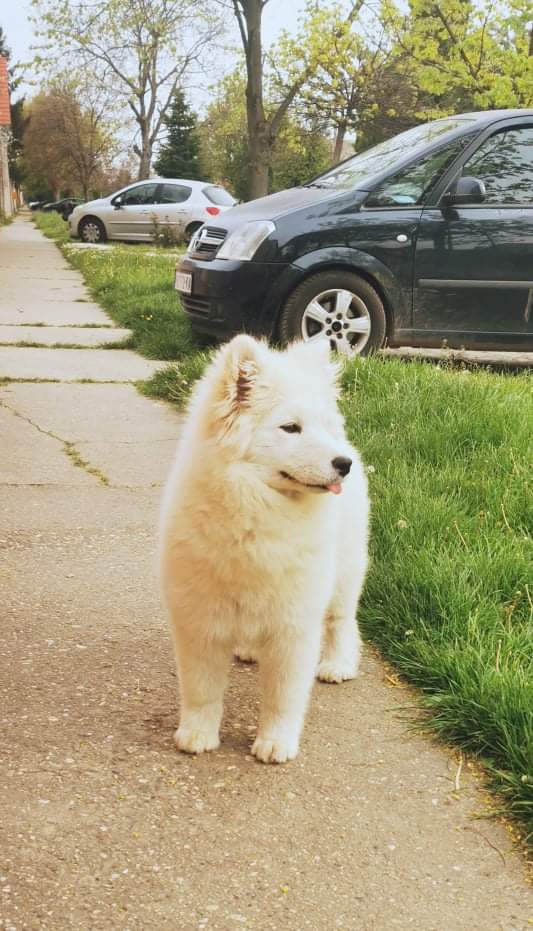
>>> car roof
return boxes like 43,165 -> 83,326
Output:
452,109 -> 533,123
148,178 -> 214,188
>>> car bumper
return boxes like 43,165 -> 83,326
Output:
175,256 -> 302,340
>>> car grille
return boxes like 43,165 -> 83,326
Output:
181,295 -> 210,317
189,226 -> 226,260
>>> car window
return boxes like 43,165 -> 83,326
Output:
159,184 -> 191,204
203,185 -> 235,206
461,126 -> 533,205
365,137 -> 474,208
121,184 -> 160,206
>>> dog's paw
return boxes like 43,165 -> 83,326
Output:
317,659 -> 358,683
234,646 -> 258,663
252,734 -> 299,764
174,727 -> 220,754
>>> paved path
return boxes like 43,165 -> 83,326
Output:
1,215 -> 532,931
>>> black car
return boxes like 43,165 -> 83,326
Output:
175,110 -> 533,354
42,198 -> 83,220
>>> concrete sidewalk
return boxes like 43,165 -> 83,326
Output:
1,215 -> 531,931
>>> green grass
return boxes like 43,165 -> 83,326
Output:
0,210 -> 13,226
34,210 -> 197,360
34,209 -> 70,243
341,358 -> 532,839
35,209 -> 533,841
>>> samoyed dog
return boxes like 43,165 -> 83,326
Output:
159,335 -> 369,764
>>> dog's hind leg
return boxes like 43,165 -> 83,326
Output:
317,560 -> 367,684
172,630 -> 232,754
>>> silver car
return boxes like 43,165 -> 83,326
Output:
69,178 -> 236,244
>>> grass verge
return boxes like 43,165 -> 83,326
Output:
34,210 -> 197,360
35,208 -> 533,842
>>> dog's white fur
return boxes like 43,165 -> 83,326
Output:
159,335 -> 369,763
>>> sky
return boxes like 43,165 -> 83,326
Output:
1,0 -> 308,104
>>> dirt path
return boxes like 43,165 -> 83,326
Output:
1,214 -> 531,931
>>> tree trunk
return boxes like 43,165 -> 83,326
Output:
333,123 -> 347,163
248,120 -> 271,200
137,142 -> 152,180
136,119 -> 153,179
242,0 -> 271,199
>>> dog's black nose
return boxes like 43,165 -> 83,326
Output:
332,456 -> 352,477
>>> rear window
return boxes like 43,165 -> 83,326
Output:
159,184 -> 192,204
203,185 -> 235,206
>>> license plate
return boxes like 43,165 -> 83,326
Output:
175,271 -> 192,294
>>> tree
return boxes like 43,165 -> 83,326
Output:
383,0 -> 533,116
0,26 -> 10,57
229,1 -> 376,199
22,80 -> 118,199
31,0 -> 225,179
287,3 -> 420,161
199,71 -> 331,199
154,89 -> 203,179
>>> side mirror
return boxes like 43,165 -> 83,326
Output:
442,176 -> 486,207
111,195 -> 123,209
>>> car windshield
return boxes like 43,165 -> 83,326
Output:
306,118 -> 478,191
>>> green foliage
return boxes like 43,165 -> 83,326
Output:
154,89 -> 204,180
0,25 -> 10,56
199,73 -> 250,200
270,121 -> 331,192
278,2 -> 420,156
386,0 -> 533,117
200,71 -> 332,199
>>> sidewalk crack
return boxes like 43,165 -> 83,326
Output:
0,399 -> 110,486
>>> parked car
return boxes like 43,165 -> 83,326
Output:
175,109 -> 533,354
42,197 -> 83,220
68,179 -> 236,244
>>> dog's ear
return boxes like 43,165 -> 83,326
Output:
214,334 -> 263,425
288,338 -> 342,390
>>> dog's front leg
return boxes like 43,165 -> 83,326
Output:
252,622 -> 321,764
172,630 -> 232,754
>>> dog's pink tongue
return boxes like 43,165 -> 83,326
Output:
327,482 -> 343,495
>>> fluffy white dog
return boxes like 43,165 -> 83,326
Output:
159,335 -> 369,763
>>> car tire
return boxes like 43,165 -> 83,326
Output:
79,217 -> 107,244
278,270 -> 387,357
184,221 -> 203,243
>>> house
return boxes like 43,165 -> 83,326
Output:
0,54 -> 13,217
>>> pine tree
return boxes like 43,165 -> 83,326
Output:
154,89 -> 204,180
0,26 -> 11,57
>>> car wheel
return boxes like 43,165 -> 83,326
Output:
184,221 -> 203,243
278,270 -> 387,357
79,217 -> 107,244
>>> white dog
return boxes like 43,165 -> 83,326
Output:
159,335 -> 369,763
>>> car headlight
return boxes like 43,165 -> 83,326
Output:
217,221 -> 275,261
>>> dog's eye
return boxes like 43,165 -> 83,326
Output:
280,423 -> 301,434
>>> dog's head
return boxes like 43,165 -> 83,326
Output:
200,335 -> 354,497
